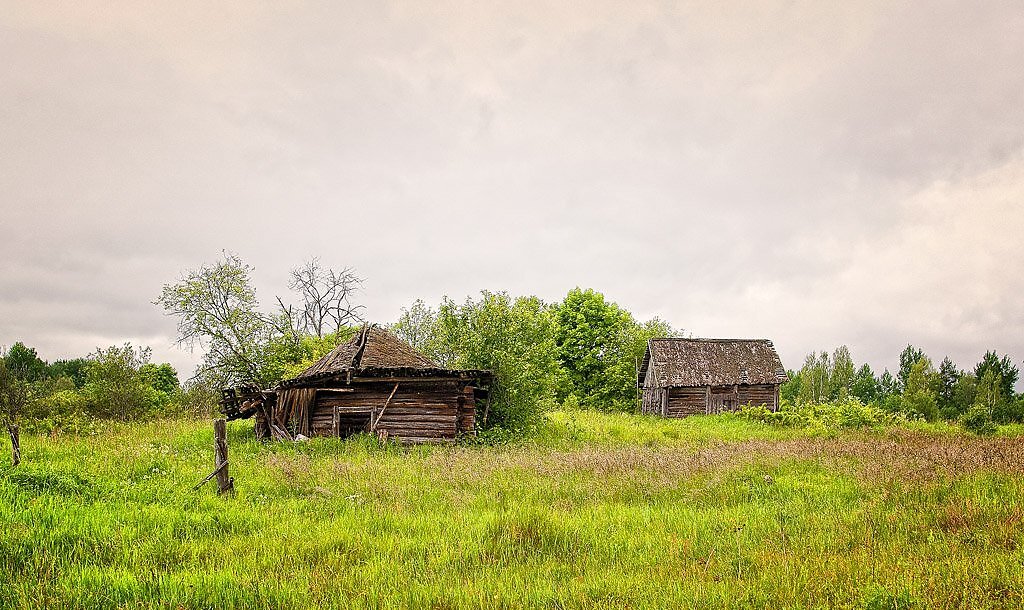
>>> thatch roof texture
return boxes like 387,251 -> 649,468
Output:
639,338 -> 787,388
297,325 -> 437,379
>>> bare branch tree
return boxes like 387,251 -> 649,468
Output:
286,258 -> 365,338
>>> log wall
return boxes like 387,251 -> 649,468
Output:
736,384 -> 778,409
306,381 -> 475,442
667,387 -> 708,417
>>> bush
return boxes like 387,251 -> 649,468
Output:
23,389 -> 97,434
739,398 -> 905,430
959,404 -> 997,436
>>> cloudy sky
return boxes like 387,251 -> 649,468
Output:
2,1 -> 1022,381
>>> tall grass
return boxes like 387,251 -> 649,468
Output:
1,414 -> 1022,608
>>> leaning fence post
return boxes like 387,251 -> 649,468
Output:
7,424 -> 19,467
214,418 -> 234,495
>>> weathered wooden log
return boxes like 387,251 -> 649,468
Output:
8,424 -> 19,467
214,419 -> 234,495
371,383 -> 400,431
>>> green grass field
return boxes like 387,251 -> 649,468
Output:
2,412 -> 1023,609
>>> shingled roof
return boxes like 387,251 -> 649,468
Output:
638,338 -> 787,388
297,325 -> 436,379
277,324 -> 491,389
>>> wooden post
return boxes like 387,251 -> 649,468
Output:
8,424 -> 19,467
213,419 -> 234,495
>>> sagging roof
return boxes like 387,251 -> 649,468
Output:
638,338 -> 787,388
278,324 -> 491,388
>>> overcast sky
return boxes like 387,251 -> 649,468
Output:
2,1 -> 1023,382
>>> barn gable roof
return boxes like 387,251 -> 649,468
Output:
638,338 -> 787,388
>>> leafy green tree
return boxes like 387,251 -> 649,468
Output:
49,358 -> 89,388
83,344 -> 161,421
427,292 -> 559,430
901,357 -> 938,421
140,363 -> 180,396
3,343 -> 47,382
551,288 -> 676,411
0,358 -> 30,428
830,346 -> 855,400
935,357 -> 963,419
878,369 -> 898,399
779,370 -> 802,404
850,364 -> 878,404
390,299 -> 438,354
797,352 -> 831,404
156,253 -> 278,387
973,351 -> 1018,409
552,289 -> 632,408
951,373 -> 978,417
897,344 -> 925,391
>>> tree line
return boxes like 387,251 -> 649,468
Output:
0,341 -> 195,433
782,345 -> 1022,433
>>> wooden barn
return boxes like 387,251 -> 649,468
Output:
222,325 -> 491,443
639,338 -> 787,417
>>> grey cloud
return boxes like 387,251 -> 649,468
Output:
1,1 -> 1022,383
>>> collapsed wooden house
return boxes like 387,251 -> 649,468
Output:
639,338 -> 787,417
221,325 -> 491,443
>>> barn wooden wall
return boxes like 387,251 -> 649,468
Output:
643,383 -> 780,418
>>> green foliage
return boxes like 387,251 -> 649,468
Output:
553,288 -> 634,409
428,291 -> 560,430
935,357 -> 964,419
850,363 -> 879,404
83,344 -> 163,422
900,358 -> 938,421
390,299 -> 437,354
3,342 -> 48,381
959,403 -> 997,436
878,369 -> 898,401
155,252 -> 278,387
950,374 -> 978,418
139,363 -> 179,396
830,345 -> 855,399
265,329 -> 358,382
897,344 -> 925,390
795,346 -> 861,404
973,351 -> 1018,405
48,358 -> 89,388
797,351 -> 831,404
779,369 -> 801,404
0,358 -> 30,424
739,397 -> 905,430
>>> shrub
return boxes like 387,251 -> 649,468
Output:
739,398 -> 904,430
959,404 -> 997,436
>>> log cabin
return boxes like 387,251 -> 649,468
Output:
639,338 -> 787,417
222,324 -> 491,443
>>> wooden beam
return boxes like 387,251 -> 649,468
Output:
371,383 -> 400,431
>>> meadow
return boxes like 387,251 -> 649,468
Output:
1,411 -> 1023,609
